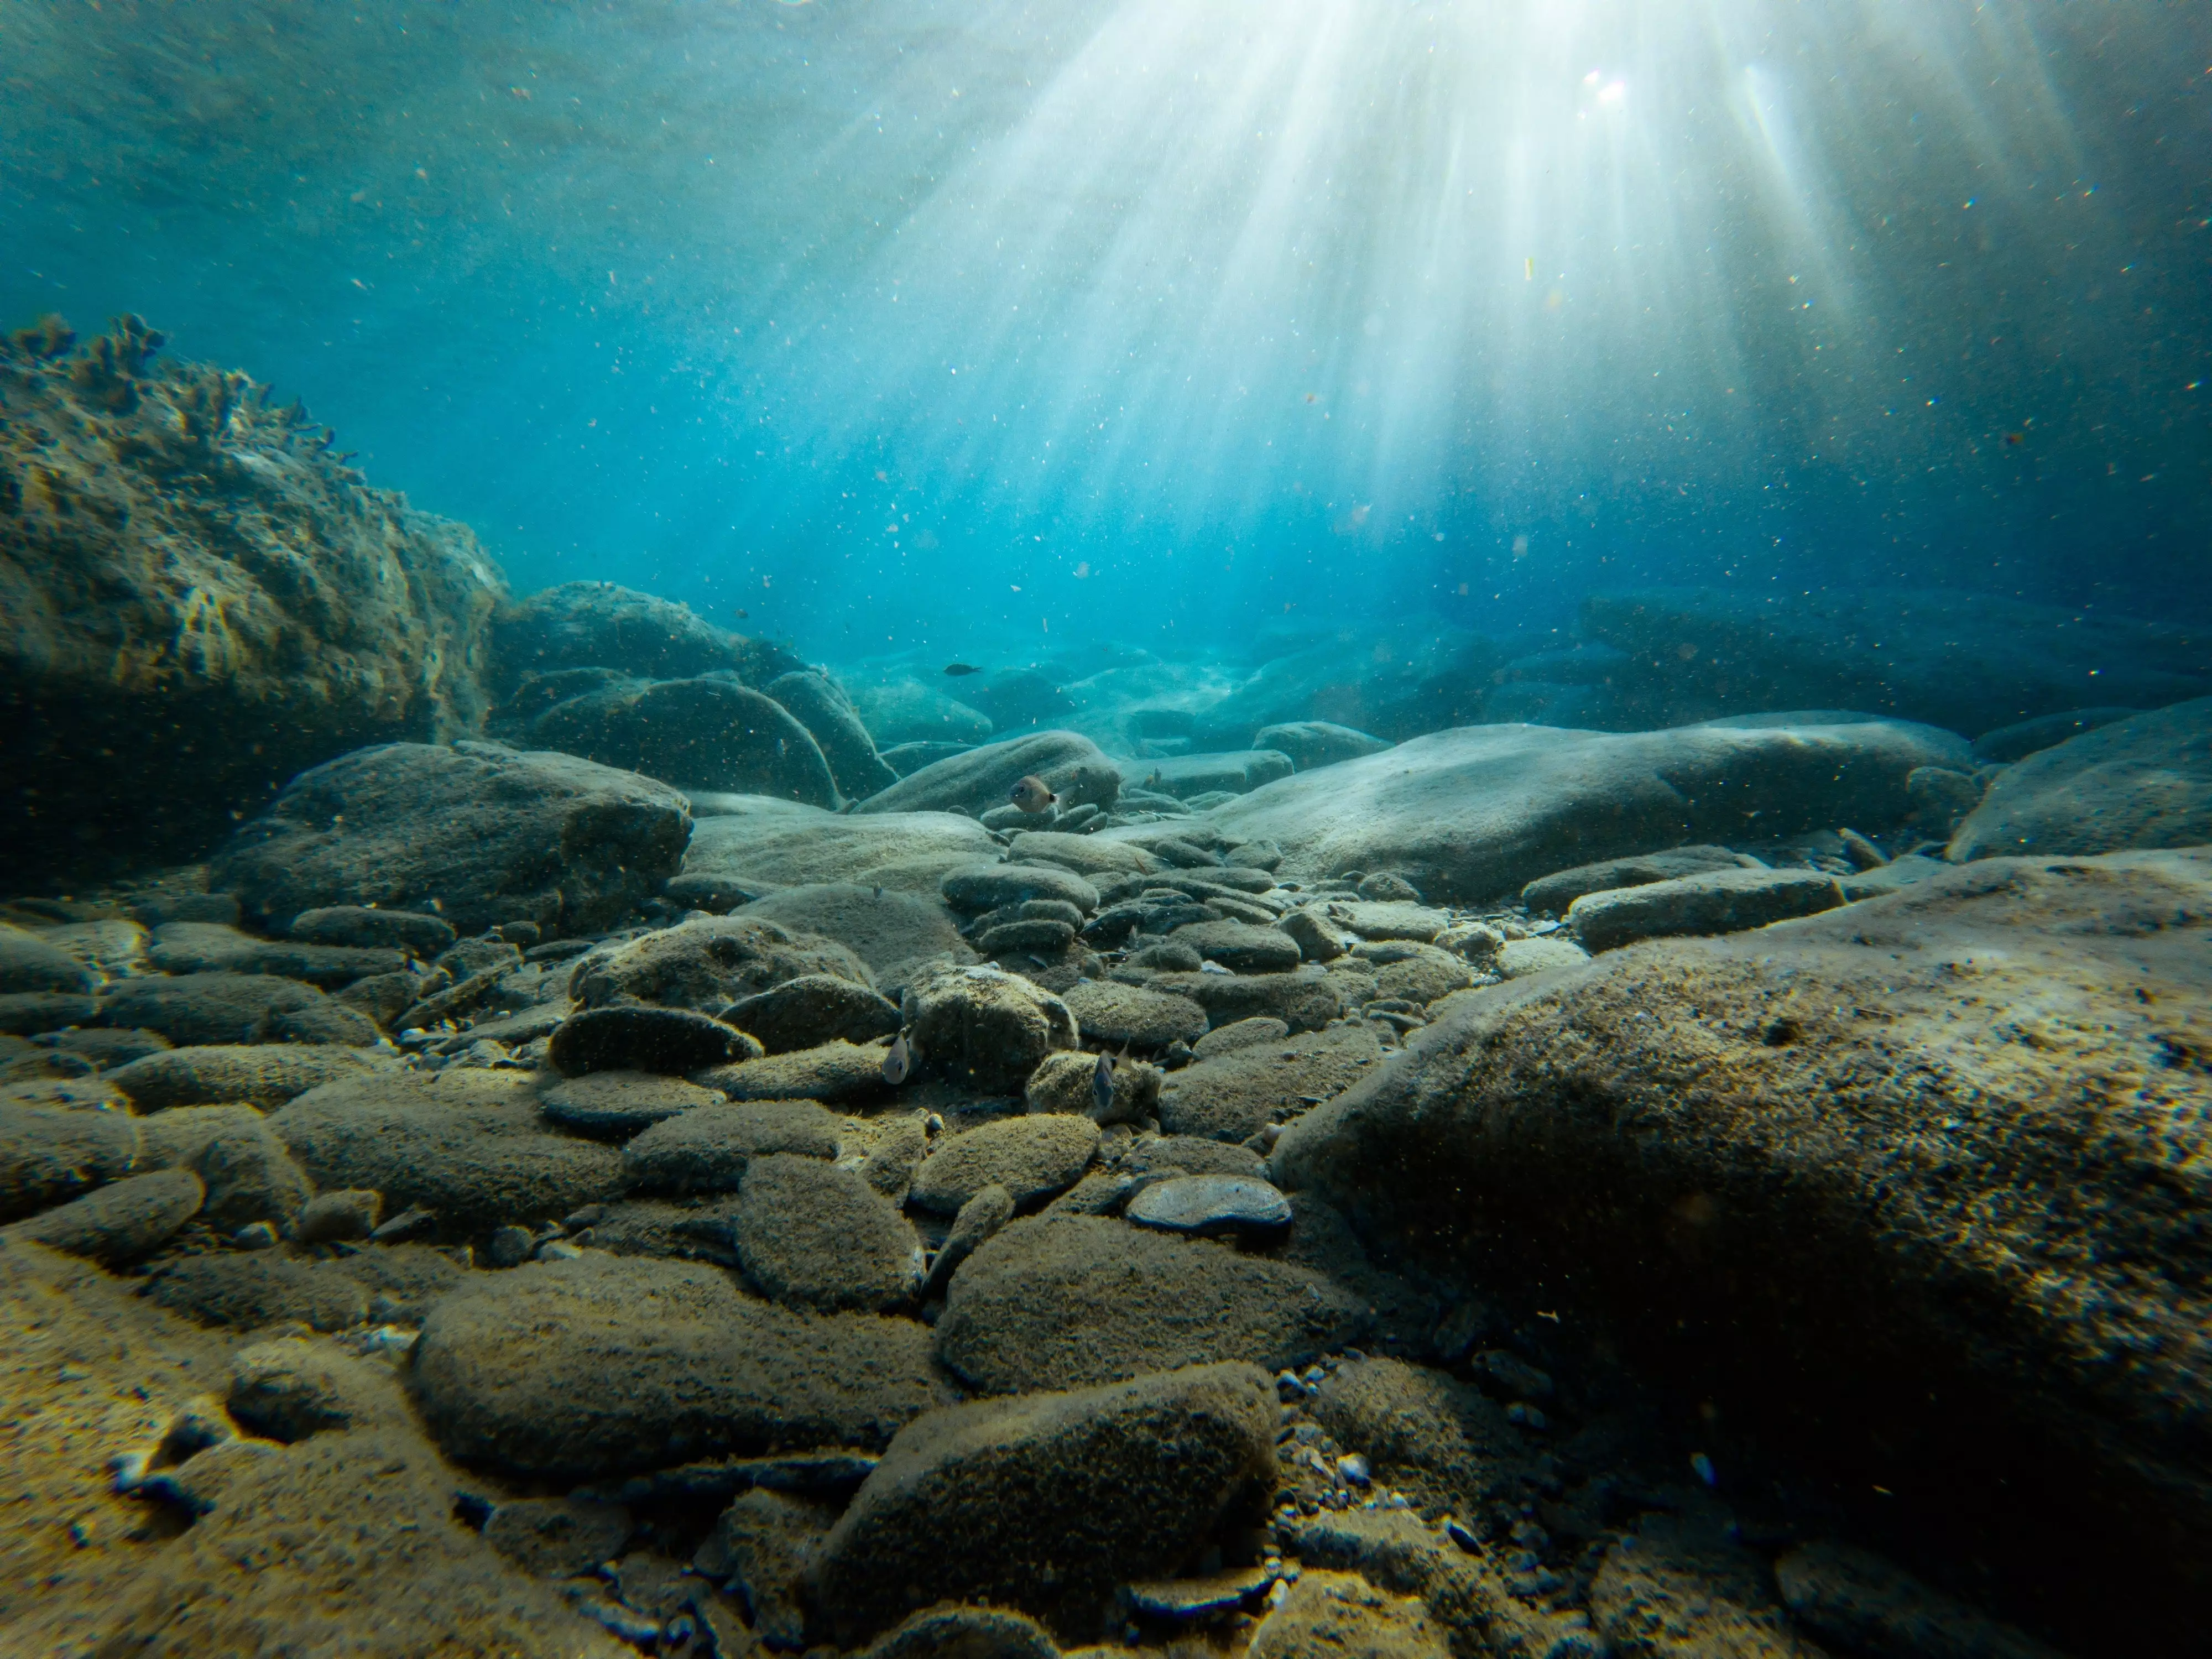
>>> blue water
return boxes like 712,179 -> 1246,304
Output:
3,0 -> 2205,659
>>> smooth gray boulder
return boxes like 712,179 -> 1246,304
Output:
1950,697 -> 2212,860
1973,707 -> 2143,764
1204,716 -> 1971,904
813,1362 -> 1277,1640
412,1253 -> 947,1479
572,915 -> 873,1013
1254,721 -> 1394,771
531,677 -> 841,806
854,731 -> 1121,818
488,581 -> 802,691
1567,867 -> 1846,952
768,670 -> 900,800
1521,845 -> 1764,914
940,863 -> 1099,915
211,740 -> 692,938
683,798 -> 999,895
1121,750 -> 1295,799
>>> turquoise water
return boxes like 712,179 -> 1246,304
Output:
3,0 -> 2204,658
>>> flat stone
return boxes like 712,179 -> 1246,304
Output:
143,1251 -> 371,1332
0,924 -> 96,995
1494,936 -> 1592,979
1248,1569 -> 1451,1659
539,1071 -> 718,1140
698,1039 -> 893,1104
147,922 -> 406,987
1060,978 -> 1207,1051
286,905 -> 457,956
1952,696 -> 2212,860
572,914 -> 873,1015
941,863 -> 1101,915
1191,1016 -> 1290,1060
1121,750 -> 1296,799
855,730 -> 1123,820
1126,1564 -> 1284,1621
733,884 -> 978,997
0,1100 -> 143,1222
97,973 -> 363,1048
1126,1174 -> 1292,1239
1003,830 -> 1162,878
483,1496 -> 636,1580
1973,707 -> 2144,764
1521,846 -> 1764,914
935,1214 -> 1367,1394
1253,721 -> 1394,771
1147,969 -> 1343,1034
731,1153 -> 923,1312
974,918 -> 1077,957
1568,868 -> 1846,953
859,1606 -> 1058,1659
722,974 -> 902,1053
1169,920 -> 1303,974
910,1114 -> 1100,1215
906,964 -> 1078,1093
107,1044 -> 386,1112
548,1006 -> 760,1076
1159,1024 -> 1384,1143
682,799 -> 1000,895
621,1100 -> 842,1193
0,992 -> 100,1036
412,1253 -> 948,1480
813,1361 -> 1277,1640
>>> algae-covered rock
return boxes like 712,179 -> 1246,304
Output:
488,580 -> 802,692
856,731 -> 1121,818
1949,696 -> 2212,860
768,669 -> 901,800
683,797 -> 1000,895
1,317 -> 507,884
531,676 -> 841,804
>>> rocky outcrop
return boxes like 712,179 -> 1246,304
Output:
487,580 -> 801,693
0,316 -> 505,881
1205,715 -> 1969,903
1949,696 -> 2212,860
1274,849 -> 2212,1651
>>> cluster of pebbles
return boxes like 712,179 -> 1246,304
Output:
0,816 -> 2065,1659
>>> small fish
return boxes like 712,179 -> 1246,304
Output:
1009,775 -> 1058,813
1689,1452 -> 1718,1488
881,1032 -> 913,1086
2003,431 -> 2026,446
944,662 -> 982,677
1092,1051 -> 1115,1117
732,607 -> 749,619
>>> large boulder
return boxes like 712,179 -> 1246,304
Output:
905,964 -> 1078,1093
571,915 -> 872,1013
1273,849 -> 2212,1653
846,676 -> 995,746
854,731 -> 1121,818
683,797 -> 999,895
733,884 -> 977,996
210,740 -> 691,938
1949,697 -> 2212,860
487,580 -> 801,691
1253,721 -> 1395,771
813,1363 -> 1278,1641
1123,750 -> 1296,800
1204,716 -> 1971,903
412,1253 -> 947,1479
1578,587 -> 2212,734
0,317 -> 504,884
530,676 -> 841,805
1192,623 -> 1504,749
767,670 -> 900,800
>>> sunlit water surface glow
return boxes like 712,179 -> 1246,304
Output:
0,0 -> 2203,649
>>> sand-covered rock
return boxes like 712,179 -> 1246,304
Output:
572,914 -> 872,1012
620,1099 -> 842,1192
857,730 -> 1122,818
4,1167 -> 202,1262
1568,867 -> 1845,952
909,1114 -> 1100,1214
684,797 -> 1000,894
1275,848 -> 2212,1640
1254,721 -> 1395,771
270,1068 -> 625,1235
0,1100 -> 143,1220
730,1152 -> 924,1311
906,964 -> 1078,1092
212,740 -> 692,937
725,973 -> 902,1052
769,668 -> 901,800
1949,696 -> 2212,860
1060,978 -> 1208,1051
732,883 -> 976,994
935,1213 -> 1367,1392
1159,1023 -> 1384,1142
137,1103 -> 312,1229
107,1042 -> 385,1111
1521,845 -> 1764,913
813,1361 -> 1278,1640
701,1039 -> 893,1104
412,1253 -> 947,1479
1148,968 -> 1345,1033
1204,716 -> 1968,902
538,1070 -> 718,1140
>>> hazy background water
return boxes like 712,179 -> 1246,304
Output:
3,0 -> 2205,670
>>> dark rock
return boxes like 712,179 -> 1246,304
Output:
1520,846 -> 1764,913
857,731 -> 1122,818
138,1103 -> 313,1229
1147,969 -> 1344,1034
1193,1016 -> 1290,1060
1951,696 -> 2212,860
859,1604 -> 1059,1659
699,1039 -> 894,1104
1190,622 -> 1503,749
768,669 -> 900,800
909,1114 -> 1100,1215
538,1070 -> 717,1140
1159,1024 -> 1383,1143
1590,1515 -> 1812,1658
1568,868 -> 1846,952
1308,1358 -> 1537,1518
226,1337 -> 403,1441
1206,717 -> 1970,903
935,1213 -> 1367,1393
0,992 -> 98,1035
572,1196 -> 744,1267
143,1251 -> 371,1332
735,883 -> 977,997
723,974 -> 902,1053
813,1361 -> 1278,1641
1775,1540 -> 2063,1659
145,922 -> 406,987
731,1153 -> 923,1312
620,1100 -> 842,1193
108,1044 -> 385,1112
1972,706 -> 2144,764
285,905 -> 458,956
697,1488 -> 837,1648
906,964 -> 1078,1093
974,918 -> 1077,957
33,1025 -> 171,1066
1022,1050 -> 1160,1125
270,1069 -> 625,1234
879,739 -> 981,776
1246,1569 -> 1450,1659
210,740 -> 692,939
412,1253 -> 948,1479
549,1005 -> 759,1077
6,1167 -> 203,1262
1908,765 -> 1987,836
571,914 -> 874,1014
531,676 -> 840,805
1126,1173 -> 1292,1239
488,580 -> 801,692
1170,920 -> 1303,974
292,1188 -> 383,1246
922,1182 -> 1015,1299
1273,849 -> 2212,1652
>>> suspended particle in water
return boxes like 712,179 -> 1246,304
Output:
1458,582 -> 1470,596
1525,257 -> 1535,281
1511,534 -> 1530,559
1689,1452 -> 1718,1487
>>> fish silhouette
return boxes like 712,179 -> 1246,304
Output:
882,1032 -> 913,1085
1092,1051 -> 1115,1117
944,662 -> 982,676
1009,775 -> 1058,813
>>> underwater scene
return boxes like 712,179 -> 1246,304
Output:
1,1 -> 2207,1653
